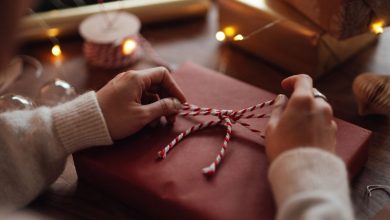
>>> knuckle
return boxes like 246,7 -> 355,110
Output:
116,71 -> 127,78
291,94 -> 313,108
112,71 -> 127,82
299,74 -> 311,80
139,107 -> 152,123
317,103 -> 333,116
159,99 -> 169,115
124,71 -> 142,84
296,74 -> 313,83
331,120 -> 338,131
125,70 -> 137,77
125,70 -> 137,78
158,66 -> 170,74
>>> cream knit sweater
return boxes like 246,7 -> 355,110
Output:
0,92 -> 354,220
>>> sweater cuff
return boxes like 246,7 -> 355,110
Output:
52,91 -> 113,153
268,148 -> 350,208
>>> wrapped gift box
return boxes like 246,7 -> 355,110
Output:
74,62 -> 371,220
217,0 -> 378,79
283,0 -> 390,39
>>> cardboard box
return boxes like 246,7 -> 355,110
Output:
218,0 -> 378,79
284,0 -> 390,39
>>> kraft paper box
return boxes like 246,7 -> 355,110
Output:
217,0 -> 378,79
284,0 -> 390,39
74,62 -> 372,220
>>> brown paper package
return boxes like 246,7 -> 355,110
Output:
283,0 -> 390,39
218,0 -> 378,79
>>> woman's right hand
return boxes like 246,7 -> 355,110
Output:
265,74 -> 337,162
97,67 -> 186,140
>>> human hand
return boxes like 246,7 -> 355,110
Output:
265,74 -> 337,161
96,67 -> 186,140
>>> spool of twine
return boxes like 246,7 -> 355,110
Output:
79,12 -> 141,69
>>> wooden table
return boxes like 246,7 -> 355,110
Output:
20,4 -> 390,220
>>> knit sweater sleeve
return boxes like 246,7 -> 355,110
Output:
268,148 -> 354,220
0,91 -> 112,215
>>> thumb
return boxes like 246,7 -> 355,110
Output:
268,94 -> 288,127
144,97 -> 182,122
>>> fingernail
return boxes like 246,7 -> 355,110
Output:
172,98 -> 182,110
275,94 -> 283,103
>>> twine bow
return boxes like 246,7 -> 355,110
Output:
157,99 -> 275,176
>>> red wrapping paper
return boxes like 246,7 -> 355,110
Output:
74,63 -> 371,220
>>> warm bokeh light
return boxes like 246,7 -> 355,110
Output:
47,28 -> 60,38
122,39 -> 137,55
215,31 -> 226,42
233,34 -> 244,41
223,26 -> 236,37
371,21 -> 385,34
240,0 -> 267,10
51,44 -> 62,57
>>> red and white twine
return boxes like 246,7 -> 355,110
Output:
83,34 -> 174,70
80,11 -> 174,70
157,99 -> 275,176
83,35 -> 141,69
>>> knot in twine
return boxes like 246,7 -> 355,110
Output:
157,99 -> 275,176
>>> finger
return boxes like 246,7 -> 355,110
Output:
142,93 -> 162,127
159,88 -> 177,124
141,93 -> 176,125
282,74 -> 315,110
154,89 -> 179,124
288,74 -> 313,98
329,120 -> 338,152
143,91 -> 176,124
267,94 -> 288,127
137,67 -> 186,103
281,74 -> 313,98
281,75 -> 301,92
312,88 -> 334,121
281,74 -> 311,91
313,97 -> 334,121
143,97 -> 182,122
331,120 -> 337,132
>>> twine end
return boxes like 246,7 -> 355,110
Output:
157,150 -> 166,159
202,166 -> 216,176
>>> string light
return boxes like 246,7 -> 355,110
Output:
122,38 -> 137,55
216,27 -> 240,41
216,20 -> 283,43
223,26 -> 236,37
371,21 -> 385,34
233,34 -> 244,41
216,30 -> 243,42
28,9 -> 64,59
215,31 -> 226,42
47,28 -> 60,38
51,44 -> 62,57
